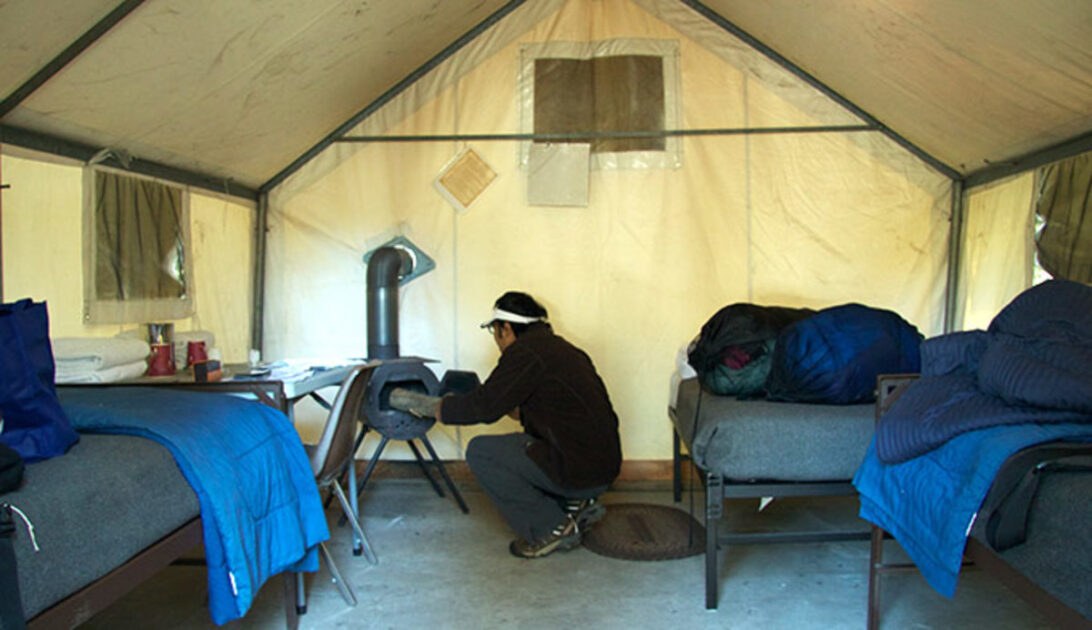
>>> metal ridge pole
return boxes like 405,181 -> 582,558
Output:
334,125 -> 876,143
0,124 -> 259,202
250,192 -> 269,355
944,180 -> 965,333
963,130 -> 1092,190
0,158 -> 5,303
260,0 -> 529,194
680,0 -> 960,181
0,0 -> 147,118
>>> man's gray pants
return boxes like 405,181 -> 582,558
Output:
466,433 -> 608,543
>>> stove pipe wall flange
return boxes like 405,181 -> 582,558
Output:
366,246 -> 413,360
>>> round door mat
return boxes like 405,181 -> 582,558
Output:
582,503 -> 705,561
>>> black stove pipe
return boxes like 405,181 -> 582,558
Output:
366,246 -> 413,360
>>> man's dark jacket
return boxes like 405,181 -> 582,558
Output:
440,324 -> 622,489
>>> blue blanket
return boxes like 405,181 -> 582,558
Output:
855,424 -> 1092,598
58,388 -> 329,624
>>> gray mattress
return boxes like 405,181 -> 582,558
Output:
970,469 -> 1092,620
671,377 -> 875,481
2,433 -> 200,619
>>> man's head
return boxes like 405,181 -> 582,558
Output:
480,291 -> 548,352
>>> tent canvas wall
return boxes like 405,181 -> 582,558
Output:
2,0 -> 1090,462
0,148 -> 255,362
263,0 -> 951,460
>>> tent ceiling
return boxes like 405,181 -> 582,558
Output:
0,0 -> 120,99
1,0 -> 1091,192
703,0 -> 1092,175
0,0 -> 510,190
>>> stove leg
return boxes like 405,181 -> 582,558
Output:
408,439 -> 445,497
355,435 -> 389,500
419,435 -> 469,514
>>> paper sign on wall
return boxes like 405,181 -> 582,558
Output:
433,148 -> 497,214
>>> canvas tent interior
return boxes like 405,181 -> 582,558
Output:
1,0 -> 1090,462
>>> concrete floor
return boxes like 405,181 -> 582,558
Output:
83,480 -> 1053,629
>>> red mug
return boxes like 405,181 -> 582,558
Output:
148,343 -> 175,376
187,341 -> 208,367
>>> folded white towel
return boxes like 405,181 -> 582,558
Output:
55,360 -> 148,384
53,337 -> 150,373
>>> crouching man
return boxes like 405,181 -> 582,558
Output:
438,291 -> 622,558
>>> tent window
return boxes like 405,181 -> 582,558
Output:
1035,152 -> 1092,284
533,55 -> 665,154
83,169 -> 194,323
520,39 -> 681,171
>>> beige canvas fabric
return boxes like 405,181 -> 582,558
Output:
263,0 -> 951,460
4,0 -> 1077,462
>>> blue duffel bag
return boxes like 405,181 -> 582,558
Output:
0,299 -> 78,461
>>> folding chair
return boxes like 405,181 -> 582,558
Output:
298,364 -> 378,611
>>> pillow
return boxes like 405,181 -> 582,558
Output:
764,304 -> 922,404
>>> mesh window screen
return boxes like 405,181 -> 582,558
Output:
83,168 -> 193,323
94,171 -> 186,300
533,55 -> 665,154
519,39 -> 681,171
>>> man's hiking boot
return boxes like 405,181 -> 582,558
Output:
509,515 -> 581,559
565,497 -> 606,531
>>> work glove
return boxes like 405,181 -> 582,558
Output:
388,387 -> 441,419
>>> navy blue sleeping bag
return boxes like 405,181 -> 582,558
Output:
765,304 -> 922,404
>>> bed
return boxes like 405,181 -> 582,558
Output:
670,376 -> 875,610
863,376 -> 1092,629
964,448 -> 1092,627
668,301 -> 924,611
7,433 -> 203,627
2,384 -> 327,628
857,280 -> 1092,629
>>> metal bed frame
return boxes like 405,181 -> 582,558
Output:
670,405 -> 869,611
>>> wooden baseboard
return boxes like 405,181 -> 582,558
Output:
353,459 -> 687,488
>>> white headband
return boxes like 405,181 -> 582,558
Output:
480,307 -> 546,328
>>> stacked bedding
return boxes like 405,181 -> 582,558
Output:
52,337 -> 149,383
685,302 -> 921,404
855,280 -> 1092,600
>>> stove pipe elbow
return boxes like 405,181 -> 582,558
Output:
367,246 -> 412,360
